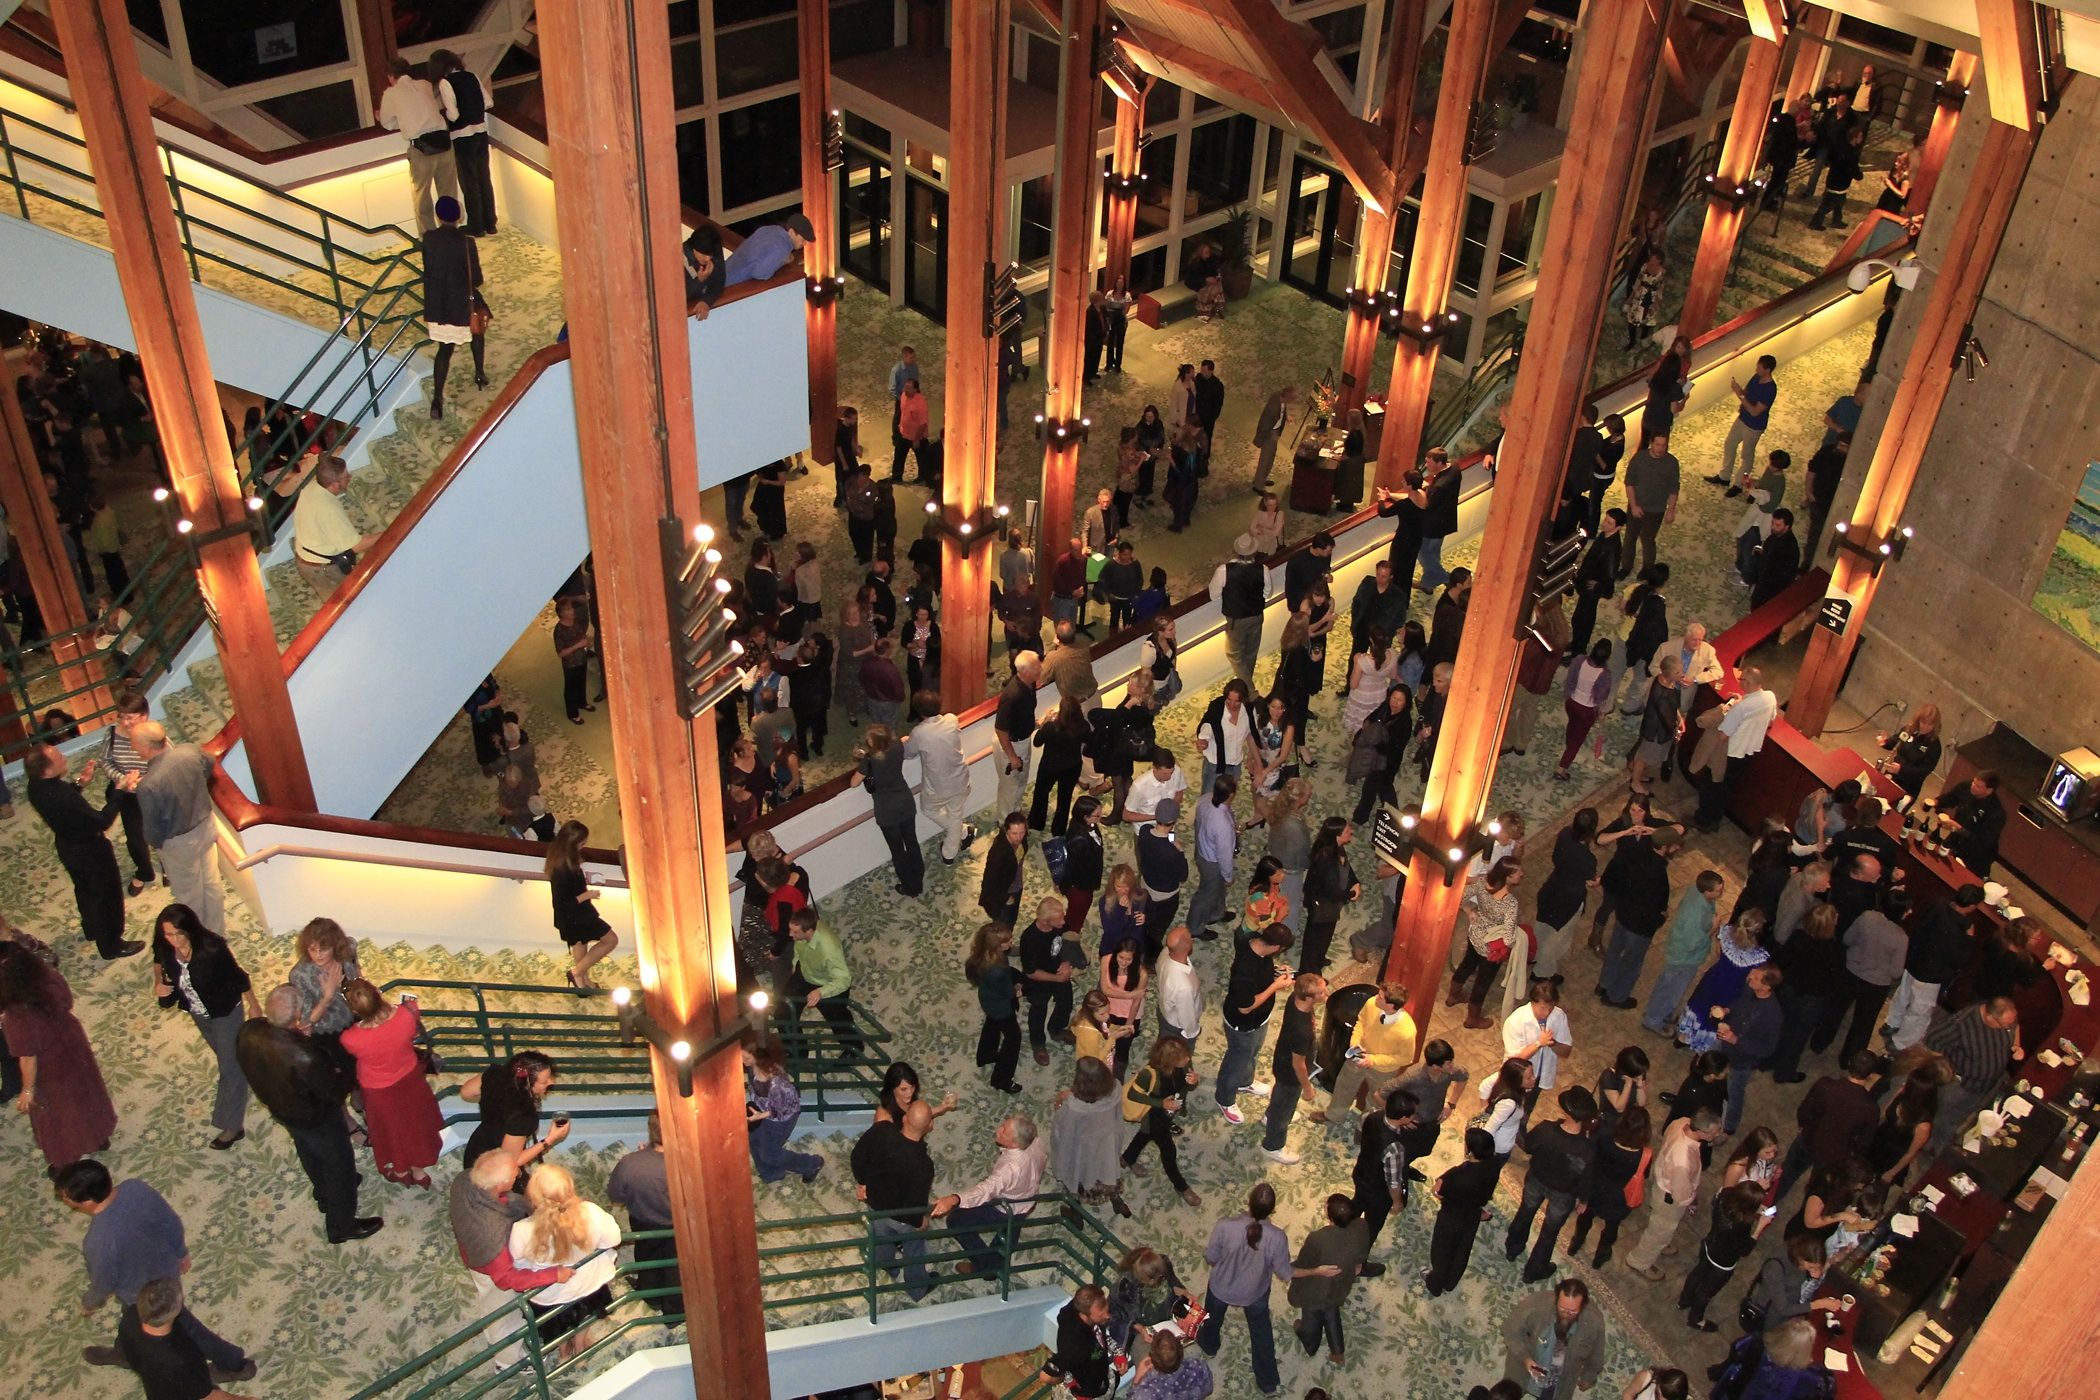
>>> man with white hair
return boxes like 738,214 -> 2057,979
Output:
1639,621 -> 1724,708
994,652 -> 1043,817
122,721 -> 225,932
450,1147 -> 574,1305
234,985 -> 379,1243
933,1112 -> 1047,1273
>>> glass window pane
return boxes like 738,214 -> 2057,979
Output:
1017,174 -> 1053,266
252,79 -> 361,142
1144,79 -> 1179,126
1135,132 -> 1176,236
1310,10 -> 1365,52
676,118 -> 711,215
391,0 -> 490,46
1128,245 -> 1166,295
128,0 -> 168,46
844,112 -> 889,149
1186,114 -> 1255,218
668,1 -> 702,39
1454,193 -> 1493,296
1023,33 -> 1060,96
833,0 -> 893,61
672,38 -> 706,109
717,17 -> 798,98
1498,193 -> 1539,282
716,0 -> 795,22
179,0 -> 349,89
492,44 -> 541,82
718,95 -> 800,209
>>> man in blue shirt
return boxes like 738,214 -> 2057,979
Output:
57,1160 -> 255,1382
1821,375 -> 1870,446
724,212 -> 814,286
1709,353 -> 1778,487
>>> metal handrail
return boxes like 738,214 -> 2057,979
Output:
347,1195 -> 1128,1400
1426,320 -> 1525,452
381,977 -> 895,1119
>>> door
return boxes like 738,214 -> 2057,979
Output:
903,175 -> 947,323
1281,154 -> 1359,308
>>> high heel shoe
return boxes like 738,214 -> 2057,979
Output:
475,375 -> 489,389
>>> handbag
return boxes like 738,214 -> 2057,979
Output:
1737,1259 -> 1780,1333
1623,1147 -> 1653,1209
469,305 -> 492,337
415,1041 -> 446,1076
1041,835 -> 1070,886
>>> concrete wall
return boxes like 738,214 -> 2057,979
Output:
1837,79 -> 2100,762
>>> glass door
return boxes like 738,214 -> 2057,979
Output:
1281,154 -> 1359,308
903,175 -> 947,323
839,145 -> 892,292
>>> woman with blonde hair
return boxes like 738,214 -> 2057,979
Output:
546,821 -> 619,992
1248,491 -> 1284,557
1097,863 -> 1148,962
507,1161 -> 622,1357
340,978 -> 443,1186
1878,702 -> 1942,796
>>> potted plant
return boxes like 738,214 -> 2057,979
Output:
1215,205 -> 1255,300
1502,72 -> 1541,132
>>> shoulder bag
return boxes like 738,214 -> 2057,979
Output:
1624,1147 -> 1653,1209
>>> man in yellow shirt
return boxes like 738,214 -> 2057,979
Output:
1325,982 -> 1416,1124
290,457 -> 381,597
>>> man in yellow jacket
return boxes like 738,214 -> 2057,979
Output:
1325,982 -> 1416,1124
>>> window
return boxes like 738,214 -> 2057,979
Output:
127,0 -> 168,46
1017,174 -> 1053,265
1186,115 -> 1256,218
675,117 -> 712,214
717,16 -> 798,97
1135,132 -> 1176,235
671,36 -> 706,109
1498,192 -> 1542,283
832,0 -> 894,61
715,0 -> 794,21
1144,79 -> 1180,127
718,96 -> 801,210
1128,245 -> 1166,295
1454,193 -> 1494,296
1022,33 -> 1060,96
390,0 -> 489,46
178,0 -> 349,89
844,112 -> 889,150
254,80 -> 361,142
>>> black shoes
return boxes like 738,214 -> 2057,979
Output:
327,1217 -> 384,1244
209,1129 -> 245,1150
102,940 -> 146,960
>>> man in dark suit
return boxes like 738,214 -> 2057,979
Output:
236,986 -> 382,1243
1749,507 -> 1803,606
23,744 -> 141,960
1567,509 -> 1624,658
1250,385 -> 1296,493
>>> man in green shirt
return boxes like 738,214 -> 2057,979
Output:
1641,870 -> 1723,1036
788,908 -> 862,1061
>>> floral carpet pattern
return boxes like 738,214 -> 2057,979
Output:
1,315 -> 1877,1399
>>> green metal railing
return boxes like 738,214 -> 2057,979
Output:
0,93 -> 432,759
1425,318 -> 1525,452
386,977 -> 895,1120
349,1194 -> 1128,1400
0,99 -> 422,324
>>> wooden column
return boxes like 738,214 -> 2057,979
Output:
1372,0 -> 1497,487
1911,52 -> 1978,216
1337,0 -> 1425,417
1783,4 -> 1833,105
1036,0 -> 1104,584
1101,93 -> 1141,293
1678,35 -> 1783,337
52,0 -> 314,810
0,356 -> 108,716
937,0 -> 1009,704
799,0 -> 840,466
1383,0 -> 1673,1024
538,4 -> 768,1395
353,0 -> 398,117
1789,118 -> 2036,738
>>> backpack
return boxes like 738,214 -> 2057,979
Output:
1041,835 -> 1070,886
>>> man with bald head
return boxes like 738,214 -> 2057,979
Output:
122,720 -> 225,931
235,986 -> 380,1243
851,1097 -> 942,1300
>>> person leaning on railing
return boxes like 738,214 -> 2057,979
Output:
929,1111 -> 1045,1276
606,1114 -> 682,1315
449,1149 -> 573,1313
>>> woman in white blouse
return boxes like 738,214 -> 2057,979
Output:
509,1163 -> 623,1358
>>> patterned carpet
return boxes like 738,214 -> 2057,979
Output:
2,308 -> 1877,1399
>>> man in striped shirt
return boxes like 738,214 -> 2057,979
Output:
1923,996 -> 2021,1154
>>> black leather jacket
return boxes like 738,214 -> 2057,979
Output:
235,1021 -> 350,1129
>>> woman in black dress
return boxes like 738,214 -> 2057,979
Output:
1422,1127 -> 1501,1296
546,821 -> 618,992
1088,679 -> 1157,826
1677,1181 -> 1765,1331
1566,1105 -> 1649,1267
421,195 -> 489,420
1029,697 -> 1090,836
750,459 -> 790,541
460,1049 -> 565,1190
1865,1061 -> 1942,1191
1642,335 -> 1692,442
1299,818 -> 1360,974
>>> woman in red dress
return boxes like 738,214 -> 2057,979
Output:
1,942 -> 117,1173
339,979 -> 444,1187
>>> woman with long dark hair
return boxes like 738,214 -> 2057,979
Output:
151,902 -> 260,1149
1565,1105 -> 1650,1268
1299,819 -> 1359,974
1134,403 -> 1167,504
1099,939 -> 1148,1080
1059,795 -> 1107,935
1349,683 -> 1414,825
461,1049 -> 566,1186
0,941 -> 116,1172
1866,1059 -> 1946,1188
965,923 -> 1023,1093
420,195 -> 490,420
1030,696 -> 1089,836
546,821 -> 619,992
1677,1180 -> 1766,1331
1532,807 -> 1599,982
1341,626 -> 1398,736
